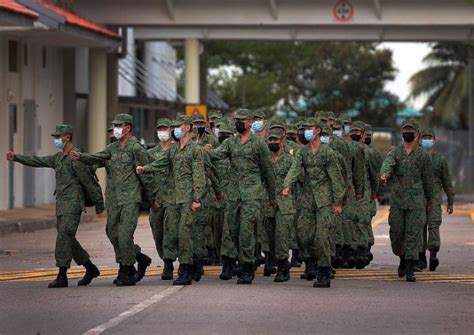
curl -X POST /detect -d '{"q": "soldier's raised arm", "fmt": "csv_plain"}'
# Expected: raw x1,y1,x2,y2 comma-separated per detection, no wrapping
13,153,57,169
74,146,112,165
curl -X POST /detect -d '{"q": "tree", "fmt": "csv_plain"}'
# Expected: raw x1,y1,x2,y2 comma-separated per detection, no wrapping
409,42,473,129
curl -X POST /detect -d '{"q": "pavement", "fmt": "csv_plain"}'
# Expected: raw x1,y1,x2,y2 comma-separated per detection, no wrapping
0,206,473,334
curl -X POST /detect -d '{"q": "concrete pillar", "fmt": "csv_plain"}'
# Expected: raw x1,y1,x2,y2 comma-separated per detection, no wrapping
184,38,200,104
107,52,119,124
88,48,107,190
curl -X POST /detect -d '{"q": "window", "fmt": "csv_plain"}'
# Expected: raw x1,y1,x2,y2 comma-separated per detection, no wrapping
8,40,18,72
42,46,47,69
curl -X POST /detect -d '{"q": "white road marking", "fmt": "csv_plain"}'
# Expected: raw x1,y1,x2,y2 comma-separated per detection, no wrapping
84,285,184,334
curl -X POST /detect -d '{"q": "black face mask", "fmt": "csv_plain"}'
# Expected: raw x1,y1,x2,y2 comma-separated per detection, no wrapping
235,121,246,134
218,134,231,144
209,122,215,129
197,127,206,136
402,132,415,143
110,136,117,143
350,134,361,142
364,137,372,145
171,129,179,142
298,131,309,145
287,136,297,142
268,143,280,153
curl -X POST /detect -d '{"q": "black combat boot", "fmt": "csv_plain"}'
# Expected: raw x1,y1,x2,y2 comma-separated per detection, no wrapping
313,266,331,288
418,251,427,270
113,264,124,285
366,244,374,262
48,267,68,288
233,261,243,278
304,258,317,281
329,267,336,279
355,247,368,269
161,259,174,280
291,249,302,268
237,263,253,284
116,265,137,286
219,257,234,280
398,256,406,277
78,260,100,286
193,255,204,282
274,259,291,282
332,245,343,269
405,260,416,282
134,253,152,283
263,253,277,276
173,264,193,285
429,250,439,272
346,247,356,269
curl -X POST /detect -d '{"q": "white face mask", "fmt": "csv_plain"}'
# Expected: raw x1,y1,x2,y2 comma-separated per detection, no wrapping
113,127,124,140
157,131,170,142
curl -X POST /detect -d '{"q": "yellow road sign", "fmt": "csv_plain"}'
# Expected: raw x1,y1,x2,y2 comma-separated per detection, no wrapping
186,104,207,119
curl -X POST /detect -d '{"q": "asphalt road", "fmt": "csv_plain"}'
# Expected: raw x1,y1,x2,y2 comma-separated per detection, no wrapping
0,207,473,335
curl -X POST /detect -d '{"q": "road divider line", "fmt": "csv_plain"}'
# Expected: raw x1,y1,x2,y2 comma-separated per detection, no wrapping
83,285,184,335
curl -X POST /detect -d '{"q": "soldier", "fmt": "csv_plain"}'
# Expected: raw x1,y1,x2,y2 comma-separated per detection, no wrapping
206,109,277,285
286,125,298,143
420,129,454,271
380,118,434,282
251,109,267,140
341,116,352,143
137,115,207,286
70,114,154,286
193,113,218,147
282,117,346,288
208,110,223,143
6,125,104,288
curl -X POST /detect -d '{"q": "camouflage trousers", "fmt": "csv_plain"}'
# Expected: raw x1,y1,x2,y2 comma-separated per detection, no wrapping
106,203,141,266
213,205,226,260
193,203,211,259
289,215,299,250
55,213,90,268
388,207,426,261
220,199,262,264
163,203,195,264
341,203,358,250
296,206,336,267
149,207,165,259
263,211,294,261
422,205,442,252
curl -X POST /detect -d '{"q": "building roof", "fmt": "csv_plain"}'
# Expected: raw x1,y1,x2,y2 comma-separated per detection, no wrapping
0,0,38,18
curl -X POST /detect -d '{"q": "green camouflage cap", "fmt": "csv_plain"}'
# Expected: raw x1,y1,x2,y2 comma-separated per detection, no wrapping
156,118,172,128
208,110,222,119
341,115,352,125
268,117,287,130
111,113,133,125
333,118,343,129
235,108,253,120
253,109,266,119
327,111,336,120
172,115,193,126
321,124,333,135
51,124,73,136
351,120,366,131
401,118,419,130
421,128,436,137
218,117,235,133
192,113,206,123
267,129,284,140
317,111,329,121
365,123,373,134
286,125,297,134
302,117,320,127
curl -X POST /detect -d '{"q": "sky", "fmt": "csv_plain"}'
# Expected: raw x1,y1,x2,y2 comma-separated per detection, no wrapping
380,42,431,110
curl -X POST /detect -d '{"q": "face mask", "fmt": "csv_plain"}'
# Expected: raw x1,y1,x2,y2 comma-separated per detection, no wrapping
214,128,220,137
333,130,342,137
157,131,170,142
350,134,361,142
197,127,206,136
53,138,65,149
421,139,434,149
110,136,117,143
320,135,330,144
298,131,309,145
304,130,315,142
251,120,264,133
402,132,415,143
344,125,351,134
268,143,280,153
218,134,231,144
235,121,246,134
113,127,124,140
173,127,183,140
364,137,372,145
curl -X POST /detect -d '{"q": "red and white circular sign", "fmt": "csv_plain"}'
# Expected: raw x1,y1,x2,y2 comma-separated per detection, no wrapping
333,0,354,23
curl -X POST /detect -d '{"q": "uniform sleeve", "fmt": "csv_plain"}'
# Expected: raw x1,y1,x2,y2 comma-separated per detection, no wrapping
205,154,220,195
367,149,380,195
209,138,230,161
352,145,365,195
380,149,396,178
421,152,434,206
14,154,56,168
71,160,104,210
440,156,455,206
79,147,112,165
192,146,207,202
259,141,277,201
326,149,346,205
283,149,303,189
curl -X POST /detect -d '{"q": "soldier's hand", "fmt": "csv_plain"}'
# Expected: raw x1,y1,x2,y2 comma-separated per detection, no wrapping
334,204,343,216
282,188,290,197
355,193,363,200
204,144,213,152
380,174,388,185
70,151,81,161
6,151,15,161
269,199,278,207
447,204,454,215
151,202,161,212
192,201,201,213
136,166,145,175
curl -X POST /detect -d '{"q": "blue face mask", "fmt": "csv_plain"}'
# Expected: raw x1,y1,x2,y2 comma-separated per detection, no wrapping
173,127,183,140
333,130,343,137
421,139,434,149
53,138,65,149
320,135,330,144
251,120,265,133
304,129,315,142
214,128,220,137
344,125,350,134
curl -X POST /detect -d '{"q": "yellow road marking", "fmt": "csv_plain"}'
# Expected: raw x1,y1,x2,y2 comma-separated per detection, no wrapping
372,208,389,229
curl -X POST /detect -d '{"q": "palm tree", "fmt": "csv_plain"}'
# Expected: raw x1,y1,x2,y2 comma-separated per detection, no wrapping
409,42,473,129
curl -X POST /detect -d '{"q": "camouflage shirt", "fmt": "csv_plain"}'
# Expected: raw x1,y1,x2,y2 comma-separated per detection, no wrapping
429,150,454,206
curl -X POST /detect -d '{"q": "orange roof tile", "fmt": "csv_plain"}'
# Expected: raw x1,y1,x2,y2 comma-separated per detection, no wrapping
0,0,38,18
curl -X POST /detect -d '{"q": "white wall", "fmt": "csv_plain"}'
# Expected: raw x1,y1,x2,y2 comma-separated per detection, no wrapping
143,42,177,101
